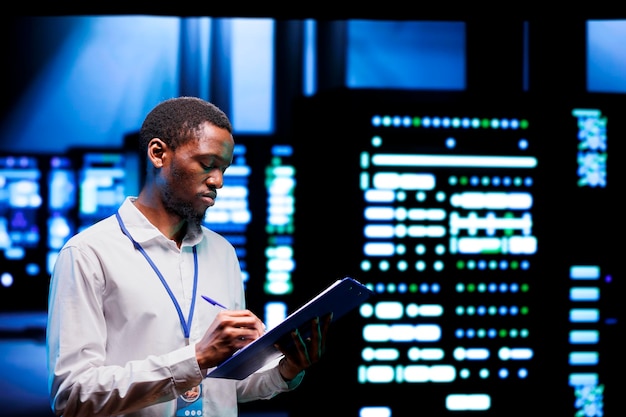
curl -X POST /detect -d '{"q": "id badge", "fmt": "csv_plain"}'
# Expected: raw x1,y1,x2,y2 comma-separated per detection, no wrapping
176,383,203,416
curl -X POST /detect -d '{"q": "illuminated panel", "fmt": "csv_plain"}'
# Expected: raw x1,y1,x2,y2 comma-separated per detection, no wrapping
263,145,296,330
264,145,295,294
572,108,607,188
356,104,537,415
78,152,139,231
47,156,76,275
568,265,604,415
0,156,43,287
203,144,251,286
0,155,45,311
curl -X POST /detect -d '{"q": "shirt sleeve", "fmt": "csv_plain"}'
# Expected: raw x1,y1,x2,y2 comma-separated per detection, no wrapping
47,244,204,417
234,357,305,403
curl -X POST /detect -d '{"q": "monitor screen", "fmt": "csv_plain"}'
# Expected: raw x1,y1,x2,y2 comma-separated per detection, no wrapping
47,155,77,275
285,89,620,417
0,155,46,310
77,150,140,231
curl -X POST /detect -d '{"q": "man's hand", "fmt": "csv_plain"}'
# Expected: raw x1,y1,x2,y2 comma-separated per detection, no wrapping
275,313,333,381
195,310,266,369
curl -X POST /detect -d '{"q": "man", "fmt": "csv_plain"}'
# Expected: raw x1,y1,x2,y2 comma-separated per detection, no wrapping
46,96,331,417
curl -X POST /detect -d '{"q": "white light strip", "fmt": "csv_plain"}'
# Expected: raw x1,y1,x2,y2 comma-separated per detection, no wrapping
372,154,537,168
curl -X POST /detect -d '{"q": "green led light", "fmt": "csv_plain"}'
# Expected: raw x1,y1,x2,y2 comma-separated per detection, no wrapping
467,283,475,292
520,119,529,129
264,281,293,295
504,212,514,236
499,329,507,337
456,260,465,270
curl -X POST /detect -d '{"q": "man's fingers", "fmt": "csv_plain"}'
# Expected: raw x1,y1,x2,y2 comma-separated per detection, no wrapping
291,329,312,365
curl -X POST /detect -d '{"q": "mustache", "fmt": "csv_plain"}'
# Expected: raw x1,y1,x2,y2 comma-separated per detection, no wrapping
201,188,218,199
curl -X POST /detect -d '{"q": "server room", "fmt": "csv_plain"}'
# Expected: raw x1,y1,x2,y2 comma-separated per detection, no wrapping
0,11,623,417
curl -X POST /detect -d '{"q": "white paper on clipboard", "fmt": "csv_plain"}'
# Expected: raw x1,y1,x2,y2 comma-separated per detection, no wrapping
206,277,373,380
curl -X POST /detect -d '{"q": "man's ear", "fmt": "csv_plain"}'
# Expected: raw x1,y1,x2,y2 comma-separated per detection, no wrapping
147,138,166,168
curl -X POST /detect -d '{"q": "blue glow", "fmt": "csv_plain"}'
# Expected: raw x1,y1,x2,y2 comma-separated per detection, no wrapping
0,272,14,287
569,352,599,365
231,19,275,133
569,373,598,386
569,330,599,344
359,406,392,417
587,20,626,92
570,287,600,301
570,308,600,323
303,19,317,97
346,21,465,90
570,265,601,280
1,16,181,153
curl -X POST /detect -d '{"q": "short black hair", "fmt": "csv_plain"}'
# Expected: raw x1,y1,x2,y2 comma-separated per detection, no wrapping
139,96,233,153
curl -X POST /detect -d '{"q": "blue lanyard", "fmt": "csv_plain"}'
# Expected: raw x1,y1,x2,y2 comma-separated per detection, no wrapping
115,211,198,341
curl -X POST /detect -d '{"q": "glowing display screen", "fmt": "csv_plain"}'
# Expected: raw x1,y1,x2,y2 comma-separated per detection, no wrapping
290,91,620,417
0,155,42,257
572,108,607,188
354,100,538,415
77,151,140,230
47,156,76,274
0,155,55,310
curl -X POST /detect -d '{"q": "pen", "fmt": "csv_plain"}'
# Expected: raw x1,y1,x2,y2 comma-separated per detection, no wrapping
201,295,228,309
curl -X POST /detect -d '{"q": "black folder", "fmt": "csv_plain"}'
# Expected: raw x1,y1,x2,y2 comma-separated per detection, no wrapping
206,277,373,380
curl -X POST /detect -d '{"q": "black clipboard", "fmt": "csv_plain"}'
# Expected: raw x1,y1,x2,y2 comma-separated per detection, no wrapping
206,277,373,380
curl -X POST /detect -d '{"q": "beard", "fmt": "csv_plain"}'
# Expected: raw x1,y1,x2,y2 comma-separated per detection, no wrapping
161,166,206,232
162,192,204,231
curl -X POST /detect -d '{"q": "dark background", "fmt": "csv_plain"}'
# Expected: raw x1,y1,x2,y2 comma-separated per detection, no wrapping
1,7,624,417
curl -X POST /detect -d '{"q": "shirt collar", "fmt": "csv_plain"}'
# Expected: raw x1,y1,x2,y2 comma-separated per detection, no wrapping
118,197,204,247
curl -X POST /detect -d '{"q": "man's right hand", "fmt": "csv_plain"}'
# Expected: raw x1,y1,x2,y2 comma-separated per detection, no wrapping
195,309,266,369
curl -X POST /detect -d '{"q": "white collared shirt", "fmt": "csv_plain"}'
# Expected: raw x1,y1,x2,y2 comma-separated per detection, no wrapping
47,197,301,417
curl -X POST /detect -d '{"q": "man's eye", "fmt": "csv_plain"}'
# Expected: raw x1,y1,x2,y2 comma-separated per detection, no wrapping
200,159,229,173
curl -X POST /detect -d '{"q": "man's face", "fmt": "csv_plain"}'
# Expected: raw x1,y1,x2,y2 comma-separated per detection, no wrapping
158,122,234,227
